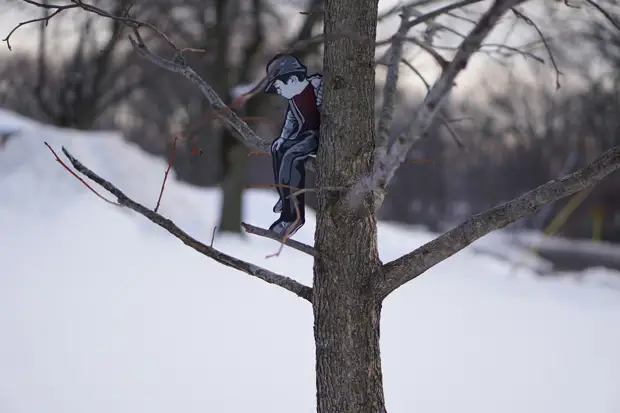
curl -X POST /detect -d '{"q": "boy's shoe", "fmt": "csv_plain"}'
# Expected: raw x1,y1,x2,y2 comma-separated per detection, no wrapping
269,217,305,238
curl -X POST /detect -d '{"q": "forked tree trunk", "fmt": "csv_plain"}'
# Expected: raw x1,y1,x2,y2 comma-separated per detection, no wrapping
313,0,384,412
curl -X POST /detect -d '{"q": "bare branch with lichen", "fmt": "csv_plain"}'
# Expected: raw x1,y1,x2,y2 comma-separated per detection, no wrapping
347,0,527,212
55,145,313,302
126,29,273,153
376,145,620,299
376,8,412,172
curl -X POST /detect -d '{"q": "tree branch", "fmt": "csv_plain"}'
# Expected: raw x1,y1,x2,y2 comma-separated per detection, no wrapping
373,9,412,209
376,8,411,172
6,0,176,50
404,0,484,31
241,222,317,257
511,8,562,89
57,145,313,302
3,4,65,50
405,36,449,70
376,145,620,300
585,0,620,32
347,0,526,211
127,29,272,154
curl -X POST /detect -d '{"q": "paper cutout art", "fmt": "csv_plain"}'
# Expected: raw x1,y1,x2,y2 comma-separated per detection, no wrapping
264,54,323,238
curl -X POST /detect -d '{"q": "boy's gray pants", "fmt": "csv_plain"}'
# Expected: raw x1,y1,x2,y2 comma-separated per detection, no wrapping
270,130,318,221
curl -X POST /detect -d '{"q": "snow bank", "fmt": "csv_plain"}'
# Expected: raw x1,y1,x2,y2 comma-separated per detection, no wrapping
1,109,620,413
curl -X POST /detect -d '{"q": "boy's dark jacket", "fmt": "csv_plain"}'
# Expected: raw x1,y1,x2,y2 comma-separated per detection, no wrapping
277,74,323,141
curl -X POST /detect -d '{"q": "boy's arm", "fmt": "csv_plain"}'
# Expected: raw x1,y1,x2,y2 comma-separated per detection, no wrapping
310,75,323,109
278,104,298,140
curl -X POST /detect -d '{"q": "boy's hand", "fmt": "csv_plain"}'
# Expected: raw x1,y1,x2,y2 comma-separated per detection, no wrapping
272,137,285,151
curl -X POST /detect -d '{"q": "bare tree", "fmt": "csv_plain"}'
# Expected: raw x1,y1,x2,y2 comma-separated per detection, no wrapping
1,0,151,129
7,1,620,413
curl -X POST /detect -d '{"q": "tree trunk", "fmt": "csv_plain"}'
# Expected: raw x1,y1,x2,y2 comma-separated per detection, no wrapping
313,0,383,412
217,94,260,233
214,0,249,234
218,129,248,233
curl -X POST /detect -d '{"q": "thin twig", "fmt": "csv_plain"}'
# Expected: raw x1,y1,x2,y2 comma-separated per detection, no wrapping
404,0,484,30
585,0,620,31
376,8,411,170
511,8,562,89
439,113,465,148
289,186,347,199
241,222,317,257
59,146,313,302
400,58,431,90
211,226,217,247
480,43,545,63
404,36,449,71
348,0,527,212
379,55,464,149
154,136,177,213
246,183,344,257
44,142,119,206
3,7,64,50
6,0,177,51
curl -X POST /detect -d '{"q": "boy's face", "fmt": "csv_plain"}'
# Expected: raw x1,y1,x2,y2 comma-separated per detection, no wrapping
273,76,301,99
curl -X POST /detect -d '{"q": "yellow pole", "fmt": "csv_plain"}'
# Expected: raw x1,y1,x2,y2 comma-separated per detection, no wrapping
543,187,595,237
592,205,603,242
510,187,594,276
529,186,596,256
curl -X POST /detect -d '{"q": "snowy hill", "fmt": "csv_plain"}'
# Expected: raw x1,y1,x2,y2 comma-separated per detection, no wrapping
1,108,620,413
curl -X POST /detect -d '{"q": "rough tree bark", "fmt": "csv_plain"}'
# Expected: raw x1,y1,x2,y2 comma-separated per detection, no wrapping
313,1,385,413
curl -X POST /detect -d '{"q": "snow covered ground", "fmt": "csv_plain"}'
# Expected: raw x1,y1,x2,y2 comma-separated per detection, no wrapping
1,108,620,413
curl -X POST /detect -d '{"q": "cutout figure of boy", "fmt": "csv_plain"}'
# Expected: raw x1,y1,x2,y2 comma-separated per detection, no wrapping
264,54,323,238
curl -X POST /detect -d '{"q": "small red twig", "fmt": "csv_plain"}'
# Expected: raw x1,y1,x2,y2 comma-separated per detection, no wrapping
152,103,270,154
154,136,177,213
44,142,119,206
247,151,271,158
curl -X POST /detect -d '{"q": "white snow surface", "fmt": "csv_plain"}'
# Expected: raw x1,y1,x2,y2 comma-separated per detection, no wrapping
1,108,620,413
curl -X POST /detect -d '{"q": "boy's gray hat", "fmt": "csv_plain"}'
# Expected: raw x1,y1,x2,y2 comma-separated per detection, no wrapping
264,54,307,94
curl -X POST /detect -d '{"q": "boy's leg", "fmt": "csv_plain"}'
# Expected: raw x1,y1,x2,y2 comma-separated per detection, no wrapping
271,139,294,213
269,132,318,236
